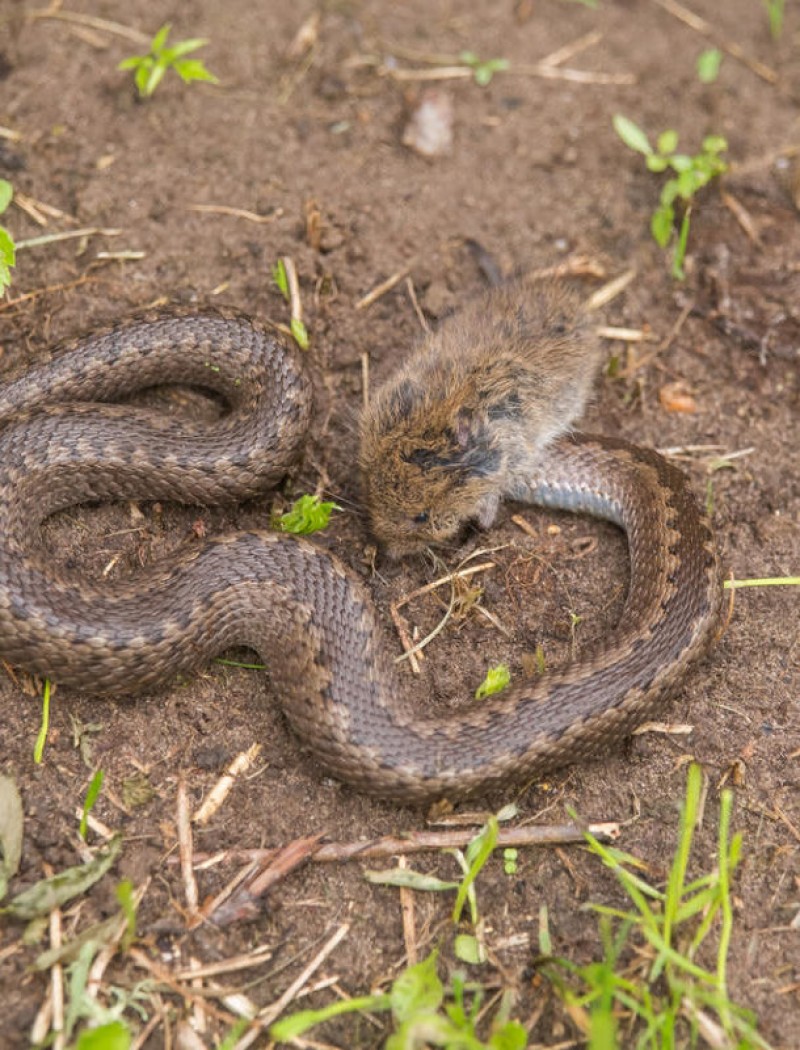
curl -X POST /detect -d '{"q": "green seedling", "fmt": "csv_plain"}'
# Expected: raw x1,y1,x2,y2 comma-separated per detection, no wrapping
33,677,53,764
538,764,771,1048
118,23,219,99
0,179,16,294
764,0,785,38
458,51,510,86
696,47,722,83
475,662,511,699
273,493,340,534
272,258,309,349
79,770,105,841
613,115,728,279
271,950,527,1048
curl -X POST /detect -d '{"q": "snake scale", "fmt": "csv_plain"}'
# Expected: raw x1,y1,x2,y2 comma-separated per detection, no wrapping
0,312,723,802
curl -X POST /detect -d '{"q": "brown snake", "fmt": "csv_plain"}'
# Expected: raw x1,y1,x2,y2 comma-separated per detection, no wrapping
0,313,723,803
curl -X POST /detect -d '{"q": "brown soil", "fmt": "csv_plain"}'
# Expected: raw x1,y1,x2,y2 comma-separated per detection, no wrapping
0,1,798,1047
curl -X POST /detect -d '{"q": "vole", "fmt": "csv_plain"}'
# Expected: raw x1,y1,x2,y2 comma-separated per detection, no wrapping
359,279,602,557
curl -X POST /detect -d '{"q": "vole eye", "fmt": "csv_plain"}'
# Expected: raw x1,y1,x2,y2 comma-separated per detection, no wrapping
413,511,430,525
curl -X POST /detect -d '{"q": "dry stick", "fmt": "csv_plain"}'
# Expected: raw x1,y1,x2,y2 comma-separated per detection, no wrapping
182,822,620,870
649,0,778,84
281,255,304,328
177,775,199,926
129,948,239,1024
28,5,150,45
720,191,760,245
48,902,65,1050
539,29,604,68
208,834,325,926
389,604,422,674
397,856,419,966
233,924,351,1048
187,203,283,225
15,227,123,250
585,267,637,312
355,262,415,310
405,275,432,334
194,742,262,825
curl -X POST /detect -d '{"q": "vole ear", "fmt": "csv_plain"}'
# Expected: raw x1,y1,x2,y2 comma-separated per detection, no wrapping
452,407,501,479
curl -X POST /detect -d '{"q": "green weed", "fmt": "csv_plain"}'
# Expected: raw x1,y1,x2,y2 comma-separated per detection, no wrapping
272,258,309,349
475,663,511,699
0,179,16,294
696,48,722,83
118,23,218,99
458,51,510,86
79,770,105,841
273,493,340,534
764,0,785,38
537,764,771,1048
613,115,728,279
271,949,527,1048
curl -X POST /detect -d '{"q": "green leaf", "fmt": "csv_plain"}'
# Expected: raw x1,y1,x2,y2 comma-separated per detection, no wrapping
270,994,391,1041
272,258,289,299
164,37,209,59
612,115,652,156
75,1020,131,1050
390,951,444,1023
117,55,145,70
142,62,167,98
475,663,510,699
33,677,52,764
2,835,122,921
151,23,172,52
454,933,487,965
0,775,23,901
0,179,13,213
290,317,309,350
702,134,728,155
274,494,340,535
365,868,460,893
174,58,220,86
79,770,104,841
650,204,674,247
0,226,16,266
656,129,678,155
489,1021,528,1050
645,154,669,173
696,48,722,83
668,153,693,173
453,816,498,924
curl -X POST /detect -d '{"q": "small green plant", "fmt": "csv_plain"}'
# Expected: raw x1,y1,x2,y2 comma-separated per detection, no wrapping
458,51,510,86
764,0,785,38
271,950,526,1048
613,115,728,279
79,770,105,841
475,663,511,699
538,764,771,1048
696,47,722,83
274,494,340,534
118,23,219,99
33,677,53,763
0,179,16,295
272,258,309,349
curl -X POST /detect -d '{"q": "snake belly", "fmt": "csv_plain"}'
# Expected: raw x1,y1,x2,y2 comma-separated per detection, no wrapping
0,313,723,802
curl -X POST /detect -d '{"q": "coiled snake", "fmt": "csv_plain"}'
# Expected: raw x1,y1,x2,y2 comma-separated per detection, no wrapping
0,313,723,802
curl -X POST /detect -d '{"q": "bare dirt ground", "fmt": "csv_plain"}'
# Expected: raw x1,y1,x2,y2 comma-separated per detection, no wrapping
0,0,798,1046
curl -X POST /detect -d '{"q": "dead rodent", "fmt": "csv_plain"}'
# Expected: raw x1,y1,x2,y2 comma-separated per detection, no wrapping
359,279,601,557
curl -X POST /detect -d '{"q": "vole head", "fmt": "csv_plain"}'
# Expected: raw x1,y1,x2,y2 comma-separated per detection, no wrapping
359,380,503,558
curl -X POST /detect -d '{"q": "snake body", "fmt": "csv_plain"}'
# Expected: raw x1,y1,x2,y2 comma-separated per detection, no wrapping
0,313,723,802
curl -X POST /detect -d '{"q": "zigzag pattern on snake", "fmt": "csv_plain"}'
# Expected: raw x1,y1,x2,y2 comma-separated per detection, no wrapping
0,312,723,802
